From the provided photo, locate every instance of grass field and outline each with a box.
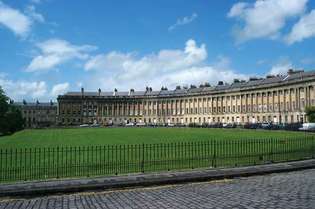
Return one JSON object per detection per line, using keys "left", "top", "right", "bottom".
{"left": 0, "top": 127, "right": 313, "bottom": 149}
{"left": 0, "top": 128, "right": 314, "bottom": 183}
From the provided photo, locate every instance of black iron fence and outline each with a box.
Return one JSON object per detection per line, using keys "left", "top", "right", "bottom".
{"left": 1, "top": 137, "right": 315, "bottom": 183}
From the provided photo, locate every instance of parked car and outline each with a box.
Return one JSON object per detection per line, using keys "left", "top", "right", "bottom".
{"left": 299, "top": 123, "right": 315, "bottom": 131}
{"left": 283, "top": 123, "right": 302, "bottom": 131}
{"left": 243, "top": 123, "right": 260, "bottom": 129}
{"left": 167, "top": 123, "right": 175, "bottom": 127}
{"left": 261, "top": 122, "right": 272, "bottom": 129}
{"left": 90, "top": 123, "right": 100, "bottom": 127}
{"left": 136, "top": 122, "right": 146, "bottom": 127}
{"left": 226, "top": 123, "right": 236, "bottom": 128}
{"left": 79, "top": 124, "right": 89, "bottom": 128}
{"left": 125, "top": 122, "right": 135, "bottom": 127}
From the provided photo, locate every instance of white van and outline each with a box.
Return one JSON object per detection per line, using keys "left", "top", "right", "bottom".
{"left": 299, "top": 123, "right": 315, "bottom": 131}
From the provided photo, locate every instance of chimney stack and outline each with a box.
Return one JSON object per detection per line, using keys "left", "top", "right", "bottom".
{"left": 81, "top": 87, "right": 84, "bottom": 96}
{"left": 287, "top": 69, "right": 304, "bottom": 75}
{"left": 113, "top": 88, "right": 118, "bottom": 96}
{"left": 129, "top": 88, "right": 134, "bottom": 96}
{"left": 98, "top": 88, "right": 101, "bottom": 96}
{"left": 218, "top": 81, "right": 224, "bottom": 85}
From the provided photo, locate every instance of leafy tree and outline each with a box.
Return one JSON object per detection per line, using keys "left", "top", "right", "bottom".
{"left": 305, "top": 106, "right": 315, "bottom": 123}
{"left": 0, "top": 86, "right": 9, "bottom": 117}
{"left": 0, "top": 86, "right": 9, "bottom": 134}
{"left": 5, "top": 106, "right": 24, "bottom": 133}
{"left": 0, "top": 86, "right": 24, "bottom": 135}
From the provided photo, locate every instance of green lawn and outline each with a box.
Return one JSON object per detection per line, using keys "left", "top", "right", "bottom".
{"left": 0, "top": 127, "right": 312, "bottom": 149}
{"left": 0, "top": 128, "right": 314, "bottom": 183}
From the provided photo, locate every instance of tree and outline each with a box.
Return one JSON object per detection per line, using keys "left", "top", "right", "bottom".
{"left": 0, "top": 86, "right": 9, "bottom": 134}
{"left": 0, "top": 86, "right": 24, "bottom": 135}
{"left": 0, "top": 86, "right": 9, "bottom": 117}
{"left": 305, "top": 106, "right": 315, "bottom": 123}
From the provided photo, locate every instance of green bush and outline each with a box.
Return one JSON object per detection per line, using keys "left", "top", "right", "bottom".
{"left": 0, "top": 86, "right": 24, "bottom": 135}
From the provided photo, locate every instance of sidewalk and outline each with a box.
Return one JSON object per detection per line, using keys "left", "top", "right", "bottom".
{"left": 1, "top": 159, "right": 315, "bottom": 197}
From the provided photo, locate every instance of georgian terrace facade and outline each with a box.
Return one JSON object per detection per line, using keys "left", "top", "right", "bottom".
{"left": 57, "top": 70, "right": 315, "bottom": 126}
{"left": 14, "top": 101, "right": 57, "bottom": 128}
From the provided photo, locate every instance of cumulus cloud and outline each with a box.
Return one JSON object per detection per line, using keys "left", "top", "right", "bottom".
{"left": 51, "top": 82, "right": 69, "bottom": 97}
{"left": 0, "top": 76, "right": 47, "bottom": 100}
{"left": 267, "top": 59, "right": 293, "bottom": 76}
{"left": 0, "top": 1, "right": 32, "bottom": 37}
{"left": 83, "top": 39, "right": 247, "bottom": 91}
{"left": 168, "top": 13, "right": 198, "bottom": 31}
{"left": 285, "top": 10, "right": 315, "bottom": 44}
{"left": 228, "top": 0, "right": 308, "bottom": 43}
{"left": 26, "top": 39, "right": 97, "bottom": 72}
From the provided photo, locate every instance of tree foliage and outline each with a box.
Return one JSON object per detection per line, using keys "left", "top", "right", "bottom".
{"left": 0, "top": 86, "right": 24, "bottom": 135}
{"left": 305, "top": 106, "right": 315, "bottom": 123}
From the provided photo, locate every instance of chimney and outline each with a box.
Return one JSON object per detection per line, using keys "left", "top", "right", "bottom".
{"left": 50, "top": 100, "right": 53, "bottom": 106}
{"left": 113, "top": 88, "right": 118, "bottom": 96}
{"left": 23, "top": 100, "right": 27, "bottom": 105}
{"left": 98, "top": 88, "right": 101, "bottom": 96}
{"left": 217, "top": 81, "right": 224, "bottom": 85}
{"left": 36, "top": 100, "right": 40, "bottom": 105}
{"left": 81, "top": 87, "right": 84, "bottom": 96}
{"left": 129, "top": 88, "right": 134, "bottom": 96}
{"left": 266, "top": 75, "right": 275, "bottom": 79}
{"left": 287, "top": 69, "right": 294, "bottom": 75}
{"left": 287, "top": 69, "right": 304, "bottom": 75}
{"left": 249, "top": 77, "right": 259, "bottom": 81}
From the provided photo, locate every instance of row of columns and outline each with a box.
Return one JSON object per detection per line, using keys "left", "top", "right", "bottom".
{"left": 93, "top": 86, "right": 312, "bottom": 117}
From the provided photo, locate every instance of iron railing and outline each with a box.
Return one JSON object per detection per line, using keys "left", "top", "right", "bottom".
{"left": 1, "top": 137, "right": 315, "bottom": 183}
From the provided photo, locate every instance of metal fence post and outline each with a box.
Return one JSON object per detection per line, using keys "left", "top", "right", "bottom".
{"left": 141, "top": 143, "right": 145, "bottom": 173}
{"left": 56, "top": 146, "right": 59, "bottom": 178}
{"left": 212, "top": 140, "right": 217, "bottom": 168}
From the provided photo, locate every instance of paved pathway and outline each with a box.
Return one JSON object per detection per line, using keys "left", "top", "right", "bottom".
{"left": 1, "top": 169, "right": 315, "bottom": 209}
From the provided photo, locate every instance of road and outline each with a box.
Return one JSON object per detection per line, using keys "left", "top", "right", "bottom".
{"left": 1, "top": 169, "right": 315, "bottom": 209}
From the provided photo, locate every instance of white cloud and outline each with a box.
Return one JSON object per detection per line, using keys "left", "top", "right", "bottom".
{"left": 228, "top": 0, "right": 308, "bottom": 43}
{"left": 267, "top": 59, "right": 293, "bottom": 76}
{"left": 0, "top": 1, "right": 32, "bottom": 37}
{"left": 285, "top": 10, "right": 315, "bottom": 44}
{"left": 0, "top": 75, "right": 71, "bottom": 100}
{"left": 51, "top": 82, "right": 69, "bottom": 97}
{"left": 27, "top": 39, "right": 97, "bottom": 72}
{"left": 83, "top": 39, "right": 248, "bottom": 91}
{"left": 168, "top": 13, "right": 198, "bottom": 31}
{"left": 25, "top": 5, "right": 45, "bottom": 23}
{"left": 0, "top": 76, "right": 47, "bottom": 100}
{"left": 228, "top": 2, "right": 249, "bottom": 17}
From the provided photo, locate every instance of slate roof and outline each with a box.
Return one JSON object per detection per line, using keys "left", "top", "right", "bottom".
{"left": 13, "top": 102, "right": 57, "bottom": 107}
{"left": 60, "top": 70, "right": 315, "bottom": 99}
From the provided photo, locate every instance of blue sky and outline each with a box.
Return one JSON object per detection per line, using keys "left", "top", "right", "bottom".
{"left": 0, "top": 0, "right": 315, "bottom": 101}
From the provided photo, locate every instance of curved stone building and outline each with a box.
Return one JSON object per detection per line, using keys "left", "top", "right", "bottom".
{"left": 57, "top": 70, "right": 315, "bottom": 126}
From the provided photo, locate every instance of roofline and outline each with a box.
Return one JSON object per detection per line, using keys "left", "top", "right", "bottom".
{"left": 58, "top": 75, "right": 315, "bottom": 101}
